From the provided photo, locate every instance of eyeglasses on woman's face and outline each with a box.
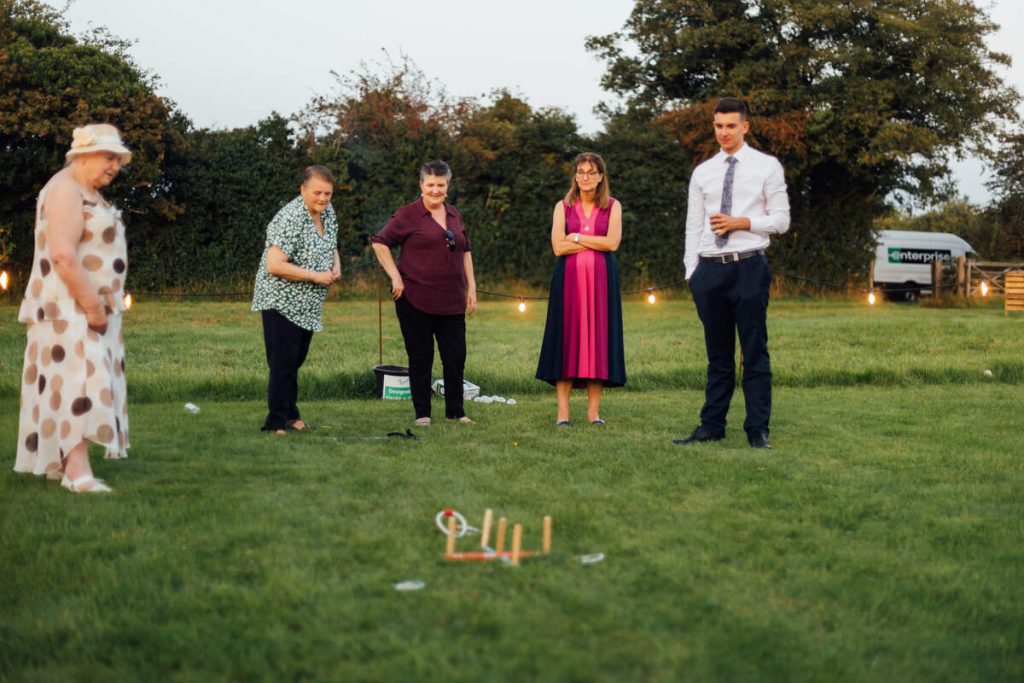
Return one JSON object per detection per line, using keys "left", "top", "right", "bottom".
{"left": 444, "top": 229, "right": 456, "bottom": 251}
{"left": 575, "top": 170, "right": 601, "bottom": 178}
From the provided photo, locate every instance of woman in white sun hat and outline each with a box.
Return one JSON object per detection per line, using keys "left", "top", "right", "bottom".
{"left": 14, "top": 123, "right": 133, "bottom": 493}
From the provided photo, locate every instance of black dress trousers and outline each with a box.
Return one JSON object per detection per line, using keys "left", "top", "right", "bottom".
{"left": 394, "top": 296, "right": 466, "bottom": 420}
{"left": 689, "top": 253, "right": 772, "bottom": 435}
{"left": 261, "top": 308, "right": 314, "bottom": 431}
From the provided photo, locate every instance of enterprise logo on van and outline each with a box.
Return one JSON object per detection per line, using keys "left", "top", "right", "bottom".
{"left": 887, "top": 248, "right": 952, "bottom": 265}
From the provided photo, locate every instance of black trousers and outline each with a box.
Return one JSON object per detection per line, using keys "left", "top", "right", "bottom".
{"left": 689, "top": 253, "right": 772, "bottom": 435}
{"left": 261, "top": 309, "right": 314, "bottom": 431}
{"left": 395, "top": 297, "right": 466, "bottom": 420}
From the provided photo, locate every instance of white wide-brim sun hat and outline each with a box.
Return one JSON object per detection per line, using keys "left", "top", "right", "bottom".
{"left": 65, "top": 124, "right": 132, "bottom": 165}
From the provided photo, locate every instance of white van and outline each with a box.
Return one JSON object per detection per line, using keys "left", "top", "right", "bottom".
{"left": 873, "top": 230, "right": 979, "bottom": 300}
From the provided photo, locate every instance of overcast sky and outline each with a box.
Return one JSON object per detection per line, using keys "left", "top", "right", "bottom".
{"left": 59, "top": 0, "right": 1023, "bottom": 206}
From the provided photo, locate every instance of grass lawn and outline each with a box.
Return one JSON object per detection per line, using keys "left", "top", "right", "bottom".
{"left": 1, "top": 298, "right": 1022, "bottom": 681}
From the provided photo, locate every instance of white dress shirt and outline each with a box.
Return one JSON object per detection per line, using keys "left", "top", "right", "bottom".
{"left": 683, "top": 143, "right": 790, "bottom": 279}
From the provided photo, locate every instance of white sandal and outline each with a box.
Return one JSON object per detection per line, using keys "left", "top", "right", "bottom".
{"left": 60, "top": 474, "right": 113, "bottom": 494}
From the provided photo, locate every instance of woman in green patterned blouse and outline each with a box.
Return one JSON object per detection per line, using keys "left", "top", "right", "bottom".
{"left": 251, "top": 166, "right": 341, "bottom": 434}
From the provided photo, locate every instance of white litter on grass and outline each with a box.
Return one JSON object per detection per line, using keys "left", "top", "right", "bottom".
{"left": 579, "top": 553, "right": 605, "bottom": 565}
{"left": 473, "top": 395, "right": 517, "bottom": 405}
{"left": 983, "top": 369, "right": 993, "bottom": 377}
{"left": 183, "top": 402, "right": 201, "bottom": 414}
{"left": 393, "top": 580, "right": 425, "bottom": 591}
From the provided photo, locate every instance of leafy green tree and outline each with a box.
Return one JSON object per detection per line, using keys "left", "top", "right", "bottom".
{"left": 592, "top": 110, "right": 692, "bottom": 287}
{"left": 984, "top": 132, "right": 1024, "bottom": 259}
{"left": 590, "top": 0, "right": 1019, "bottom": 282}
{"left": 298, "top": 62, "right": 586, "bottom": 285}
{"left": 451, "top": 91, "right": 584, "bottom": 283}
{"left": 129, "top": 114, "right": 325, "bottom": 289}
{"left": 875, "top": 200, "right": 984, "bottom": 236}
{"left": 297, "top": 56, "right": 460, "bottom": 244}
{"left": 0, "top": 0, "right": 185, "bottom": 275}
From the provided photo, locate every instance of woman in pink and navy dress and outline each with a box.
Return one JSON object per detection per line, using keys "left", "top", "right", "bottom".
{"left": 536, "top": 152, "right": 626, "bottom": 426}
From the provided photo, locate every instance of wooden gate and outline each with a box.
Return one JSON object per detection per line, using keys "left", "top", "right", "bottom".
{"left": 962, "top": 260, "right": 1024, "bottom": 298}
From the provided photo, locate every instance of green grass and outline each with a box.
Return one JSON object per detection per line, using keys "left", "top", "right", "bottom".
{"left": 1, "top": 298, "right": 1022, "bottom": 681}
{"left": 1, "top": 297, "right": 1022, "bottom": 403}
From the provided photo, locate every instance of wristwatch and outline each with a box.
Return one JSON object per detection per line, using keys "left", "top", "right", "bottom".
{"left": 573, "top": 233, "right": 580, "bottom": 243}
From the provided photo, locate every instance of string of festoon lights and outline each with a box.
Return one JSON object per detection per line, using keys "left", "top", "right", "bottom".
{"left": 476, "top": 278, "right": 689, "bottom": 313}
{"left": 0, "top": 259, "right": 996, "bottom": 309}
{"left": 485, "top": 276, "right": 994, "bottom": 311}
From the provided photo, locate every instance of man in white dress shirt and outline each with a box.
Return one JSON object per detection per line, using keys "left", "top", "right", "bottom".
{"left": 674, "top": 98, "right": 790, "bottom": 449}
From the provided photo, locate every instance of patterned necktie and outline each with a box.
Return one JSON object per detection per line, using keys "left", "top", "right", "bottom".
{"left": 715, "top": 156, "right": 738, "bottom": 248}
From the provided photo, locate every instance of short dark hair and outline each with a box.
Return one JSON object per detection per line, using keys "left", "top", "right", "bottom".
{"left": 303, "top": 165, "right": 335, "bottom": 185}
{"left": 713, "top": 97, "right": 748, "bottom": 120}
{"left": 419, "top": 160, "right": 452, "bottom": 182}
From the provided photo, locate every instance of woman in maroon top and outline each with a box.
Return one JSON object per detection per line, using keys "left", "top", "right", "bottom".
{"left": 372, "top": 161, "right": 477, "bottom": 425}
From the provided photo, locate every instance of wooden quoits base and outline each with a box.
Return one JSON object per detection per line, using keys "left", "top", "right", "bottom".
{"left": 443, "top": 509, "right": 552, "bottom": 566}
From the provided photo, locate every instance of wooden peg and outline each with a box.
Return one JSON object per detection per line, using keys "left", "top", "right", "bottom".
{"left": 511, "top": 523, "right": 523, "bottom": 566}
{"left": 446, "top": 514, "right": 457, "bottom": 557}
{"left": 542, "top": 515, "right": 552, "bottom": 554}
{"left": 481, "top": 508, "right": 493, "bottom": 550}
{"left": 495, "top": 517, "right": 507, "bottom": 554}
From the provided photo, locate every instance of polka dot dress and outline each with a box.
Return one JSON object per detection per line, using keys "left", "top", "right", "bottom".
{"left": 15, "top": 182, "right": 130, "bottom": 477}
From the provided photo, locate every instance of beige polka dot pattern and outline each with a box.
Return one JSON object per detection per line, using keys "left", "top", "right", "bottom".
{"left": 15, "top": 176, "right": 131, "bottom": 477}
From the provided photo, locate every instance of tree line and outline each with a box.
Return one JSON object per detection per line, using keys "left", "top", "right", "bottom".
{"left": 1, "top": 0, "right": 1020, "bottom": 293}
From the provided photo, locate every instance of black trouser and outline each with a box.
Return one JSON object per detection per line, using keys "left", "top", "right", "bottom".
{"left": 261, "top": 309, "right": 314, "bottom": 431}
{"left": 689, "top": 253, "right": 772, "bottom": 435}
{"left": 395, "top": 297, "right": 466, "bottom": 420}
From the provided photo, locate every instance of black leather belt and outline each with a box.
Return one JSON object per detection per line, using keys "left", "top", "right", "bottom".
{"left": 699, "top": 249, "right": 763, "bottom": 264}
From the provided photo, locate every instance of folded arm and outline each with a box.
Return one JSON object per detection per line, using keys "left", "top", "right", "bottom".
{"left": 551, "top": 202, "right": 587, "bottom": 256}
{"left": 572, "top": 201, "right": 622, "bottom": 252}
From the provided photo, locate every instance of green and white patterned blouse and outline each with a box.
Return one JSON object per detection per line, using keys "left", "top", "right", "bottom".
{"left": 251, "top": 196, "right": 338, "bottom": 332}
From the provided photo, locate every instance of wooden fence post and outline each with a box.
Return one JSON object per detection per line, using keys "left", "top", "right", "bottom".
{"left": 957, "top": 256, "right": 966, "bottom": 297}
{"left": 931, "top": 260, "right": 942, "bottom": 297}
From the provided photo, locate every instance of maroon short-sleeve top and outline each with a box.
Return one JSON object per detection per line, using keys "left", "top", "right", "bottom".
{"left": 372, "top": 199, "right": 472, "bottom": 315}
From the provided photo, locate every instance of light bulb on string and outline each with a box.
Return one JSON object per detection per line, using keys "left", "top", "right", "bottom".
{"left": 123, "top": 292, "right": 133, "bottom": 309}
{"left": 0, "top": 270, "right": 8, "bottom": 291}
{"left": 980, "top": 280, "right": 989, "bottom": 297}
{"left": 517, "top": 297, "right": 526, "bottom": 313}
{"left": 867, "top": 290, "right": 877, "bottom": 305}
{"left": 646, "top": 288, "right": 656, "bottom": 305}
